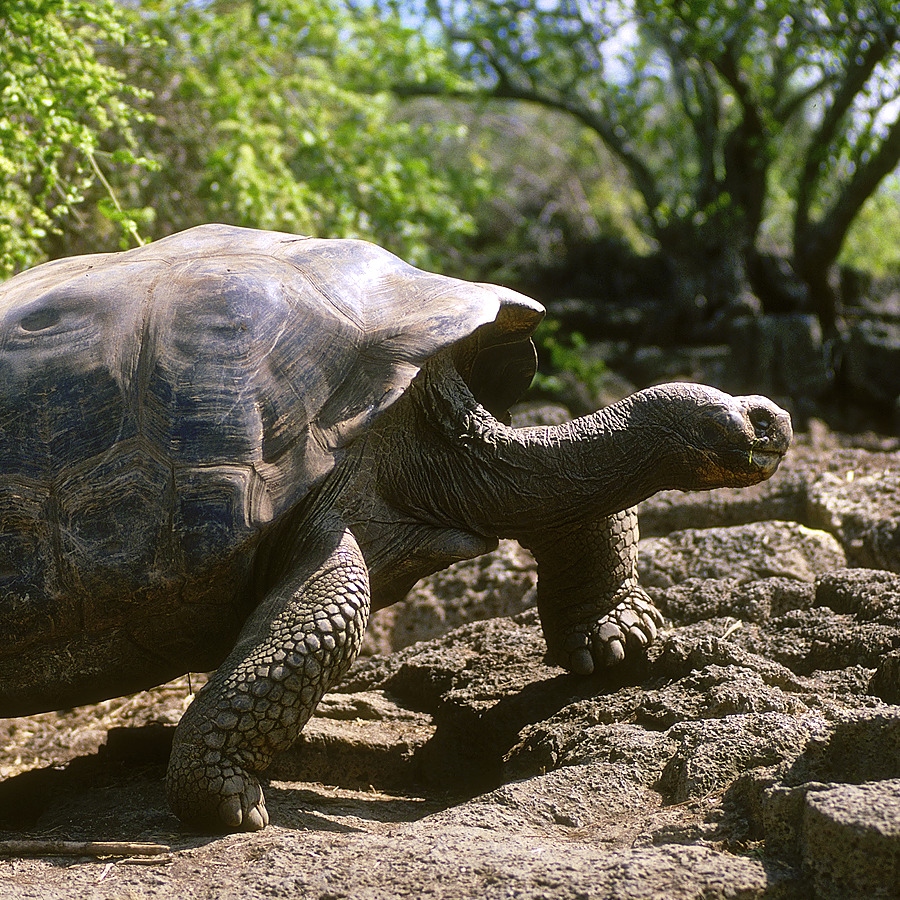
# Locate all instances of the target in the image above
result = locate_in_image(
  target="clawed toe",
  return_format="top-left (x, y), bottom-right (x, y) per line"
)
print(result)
top-left (593, 621), bottom-right (626, 665)
top-left (543, 586), bottom-right (667, 675)
top-left (167, 742), bottom-right (271, 832)
top-left (597, 595), bottom-right (664, 663)
top-left (218, 785), bottom-right (269, 832)
top-left (640, 610), bottom-right (659, 642)
top-left (558, 593), bottom-right (665, 674)
top-left (567, 645), bottom-right (595, 675)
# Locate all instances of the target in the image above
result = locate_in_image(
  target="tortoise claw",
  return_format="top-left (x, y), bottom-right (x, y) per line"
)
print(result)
top-left (603, 635), bottom-right (627, 665)
top-left (218, 780), bottom-right (269, 832)
top-left (592, 621), bottom-right (626, 666)
top-left (592, 592), bottom-right (664, 666)
top-left (568, 646), bottom-right (595, 675)
top-left (556, 589), bottom-right (665, 674)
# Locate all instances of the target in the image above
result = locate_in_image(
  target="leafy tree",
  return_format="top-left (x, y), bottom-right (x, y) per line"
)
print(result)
top-left (3, 0), bottom-right (485, 276)
top-left (839, 174), bottom-right (900, 276)
top-left (0, 0), bottom-right (150, 277)
top-left (394, 0), bottom-right (900, 331)
top-left (402, 98), bottom-right (650, 280)
top-left (82, 0), bottom-right (481, 270)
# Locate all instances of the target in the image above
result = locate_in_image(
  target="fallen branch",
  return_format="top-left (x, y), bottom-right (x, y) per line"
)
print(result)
top-left (0, 840), bottom-right (171, 858)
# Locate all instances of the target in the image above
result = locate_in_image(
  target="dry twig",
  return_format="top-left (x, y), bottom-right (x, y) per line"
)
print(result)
top-left (0, 840), bottom-right (171, 858)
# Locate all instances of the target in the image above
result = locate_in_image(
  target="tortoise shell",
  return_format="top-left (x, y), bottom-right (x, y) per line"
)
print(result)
top-left (0, 225), bottom-right (543, 702)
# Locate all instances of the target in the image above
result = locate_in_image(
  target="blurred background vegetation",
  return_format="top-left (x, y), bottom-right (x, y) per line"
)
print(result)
top-left (2, 0), bottom-right (900, 423)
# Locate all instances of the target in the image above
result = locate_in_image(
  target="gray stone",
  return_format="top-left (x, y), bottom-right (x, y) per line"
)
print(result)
top-left (442, 762), bottom-right (664, 840)
top-left (737, 604), bottom-right (900, 675)
top-left (641, 442), bottom-right (898, 569)
top-left (266, 691), bottom-right (434, 791)
top-left (637, 473), bottom-right (804, 538)
top-left (728, 711), bottom-right (900, 861)
top-left (362, 540), bottom-right (537, 656)
top-left (816, 568), bottom-right (900, 621)
top-left (659, 713), bottom-right (827, 802)
top-left (652, 576), bottom-right (815, 625)
top-left (244, 828), bottom-right (797, 900)
top-left (651, 635), bottom-right (811, 693)
top-left (638, 522), bottom-right (846, 588)
top-left (808, 469), bottom-right (900, 572)
top-left (506, 718), bottom-right (675, 786)
top-left (802, 780), bottom-right (900, 900)
top-left (844, 318), bottom-right (900, 406)
top-left (730, 313), bottom-right (833, 399)
top-left (870, 650), bottom-right (900, 704)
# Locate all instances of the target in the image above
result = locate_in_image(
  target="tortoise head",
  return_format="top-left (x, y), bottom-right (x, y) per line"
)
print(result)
top-left (621, 382), bottom-right (793, 491)
top-left (697, 391), bottom-right (793, 486)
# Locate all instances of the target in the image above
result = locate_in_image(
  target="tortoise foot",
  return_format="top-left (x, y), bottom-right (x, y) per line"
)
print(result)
top-left (166, 743), bottom-right (269, 833)
top-left (559, 588), bottom-right (665, 675)
top-left (212, 766), bottom-right (269, 832)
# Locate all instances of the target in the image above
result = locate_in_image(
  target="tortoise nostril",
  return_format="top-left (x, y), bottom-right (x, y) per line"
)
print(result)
top-left (749, 407), bottom-right (774, 439)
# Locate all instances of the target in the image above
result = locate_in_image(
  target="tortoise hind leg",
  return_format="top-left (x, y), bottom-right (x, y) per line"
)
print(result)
top-left (166, 517), bottom-right (369, 831)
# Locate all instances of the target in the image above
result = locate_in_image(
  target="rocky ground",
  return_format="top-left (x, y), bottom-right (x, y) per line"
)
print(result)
top-left (0, 425), bottom-right (898, 899)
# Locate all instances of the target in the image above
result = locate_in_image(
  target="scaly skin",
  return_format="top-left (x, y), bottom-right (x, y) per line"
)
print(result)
top-left (166, 521), bottom-right (369, 831)
top-left (521, 507), bottom-right (664, 675)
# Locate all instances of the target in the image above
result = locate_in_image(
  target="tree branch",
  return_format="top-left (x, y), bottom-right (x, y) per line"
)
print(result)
top-left (649, 23), bottom-right (720, 210)
top-left (794, 30), bottom-right (893, 241)
top-left (774, 75), bottom-right (839, 124)
top-left (804, 111), bottom-right (900, 266)
top-left (391, 78), bottom-right (665, 231)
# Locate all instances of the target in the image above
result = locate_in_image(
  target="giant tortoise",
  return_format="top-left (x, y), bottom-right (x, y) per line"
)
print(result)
top-left (0, 224), bottom-right (792, 831)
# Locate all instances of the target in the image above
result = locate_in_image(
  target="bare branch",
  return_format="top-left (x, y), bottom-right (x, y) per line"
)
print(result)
top-left (795, 28), bottom-right (896, 240)
top-left (491, 82), bottom-right (664, 226)
top-left (774, 75), bottom-right (839, 124)
top-left (391, 74), bottom-right (665, 231)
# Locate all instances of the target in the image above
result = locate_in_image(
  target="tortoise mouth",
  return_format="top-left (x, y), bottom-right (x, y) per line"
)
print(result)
top-left (718, 442), bottom-right (787, 482)
top-left (746, 447), bottom-right (786, 476)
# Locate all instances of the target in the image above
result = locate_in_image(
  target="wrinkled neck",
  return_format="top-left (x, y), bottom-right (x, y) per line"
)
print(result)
top-left (465, 394), bottom-right (674, 537)
top-left (390, 358), bottom-right (676, 539)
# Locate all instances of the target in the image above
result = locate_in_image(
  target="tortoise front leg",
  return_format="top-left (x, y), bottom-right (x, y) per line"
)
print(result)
top-left (522, 507), bottom-right (664, 675)
top-left (166, 519), bottom-right (370, 831)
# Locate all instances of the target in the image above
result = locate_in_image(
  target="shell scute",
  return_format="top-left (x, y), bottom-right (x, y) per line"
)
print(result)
top-left (0, 224), bottom-right (542, 592)
top-left (56, 444), bottom-right (171, 591)
top-left (172, 466), bottom-right (261, 568)
top-left (0, 481), bottom-right (52, 595)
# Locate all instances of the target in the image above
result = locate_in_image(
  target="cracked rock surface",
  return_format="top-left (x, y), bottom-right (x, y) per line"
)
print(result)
top-left (1, 432), bottom-right (898, 899)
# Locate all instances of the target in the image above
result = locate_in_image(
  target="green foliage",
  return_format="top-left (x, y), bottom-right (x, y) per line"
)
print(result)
top-left (1, 0), bottom-right (487, 274)
top-left (531, 319), bottom-right (607, 399)
top-left (0, 0), bottom-right (152, 276)
top-left (840, 176), bottom-right (900, 276)
top-left (93, 0), bottom-right (480, 269)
